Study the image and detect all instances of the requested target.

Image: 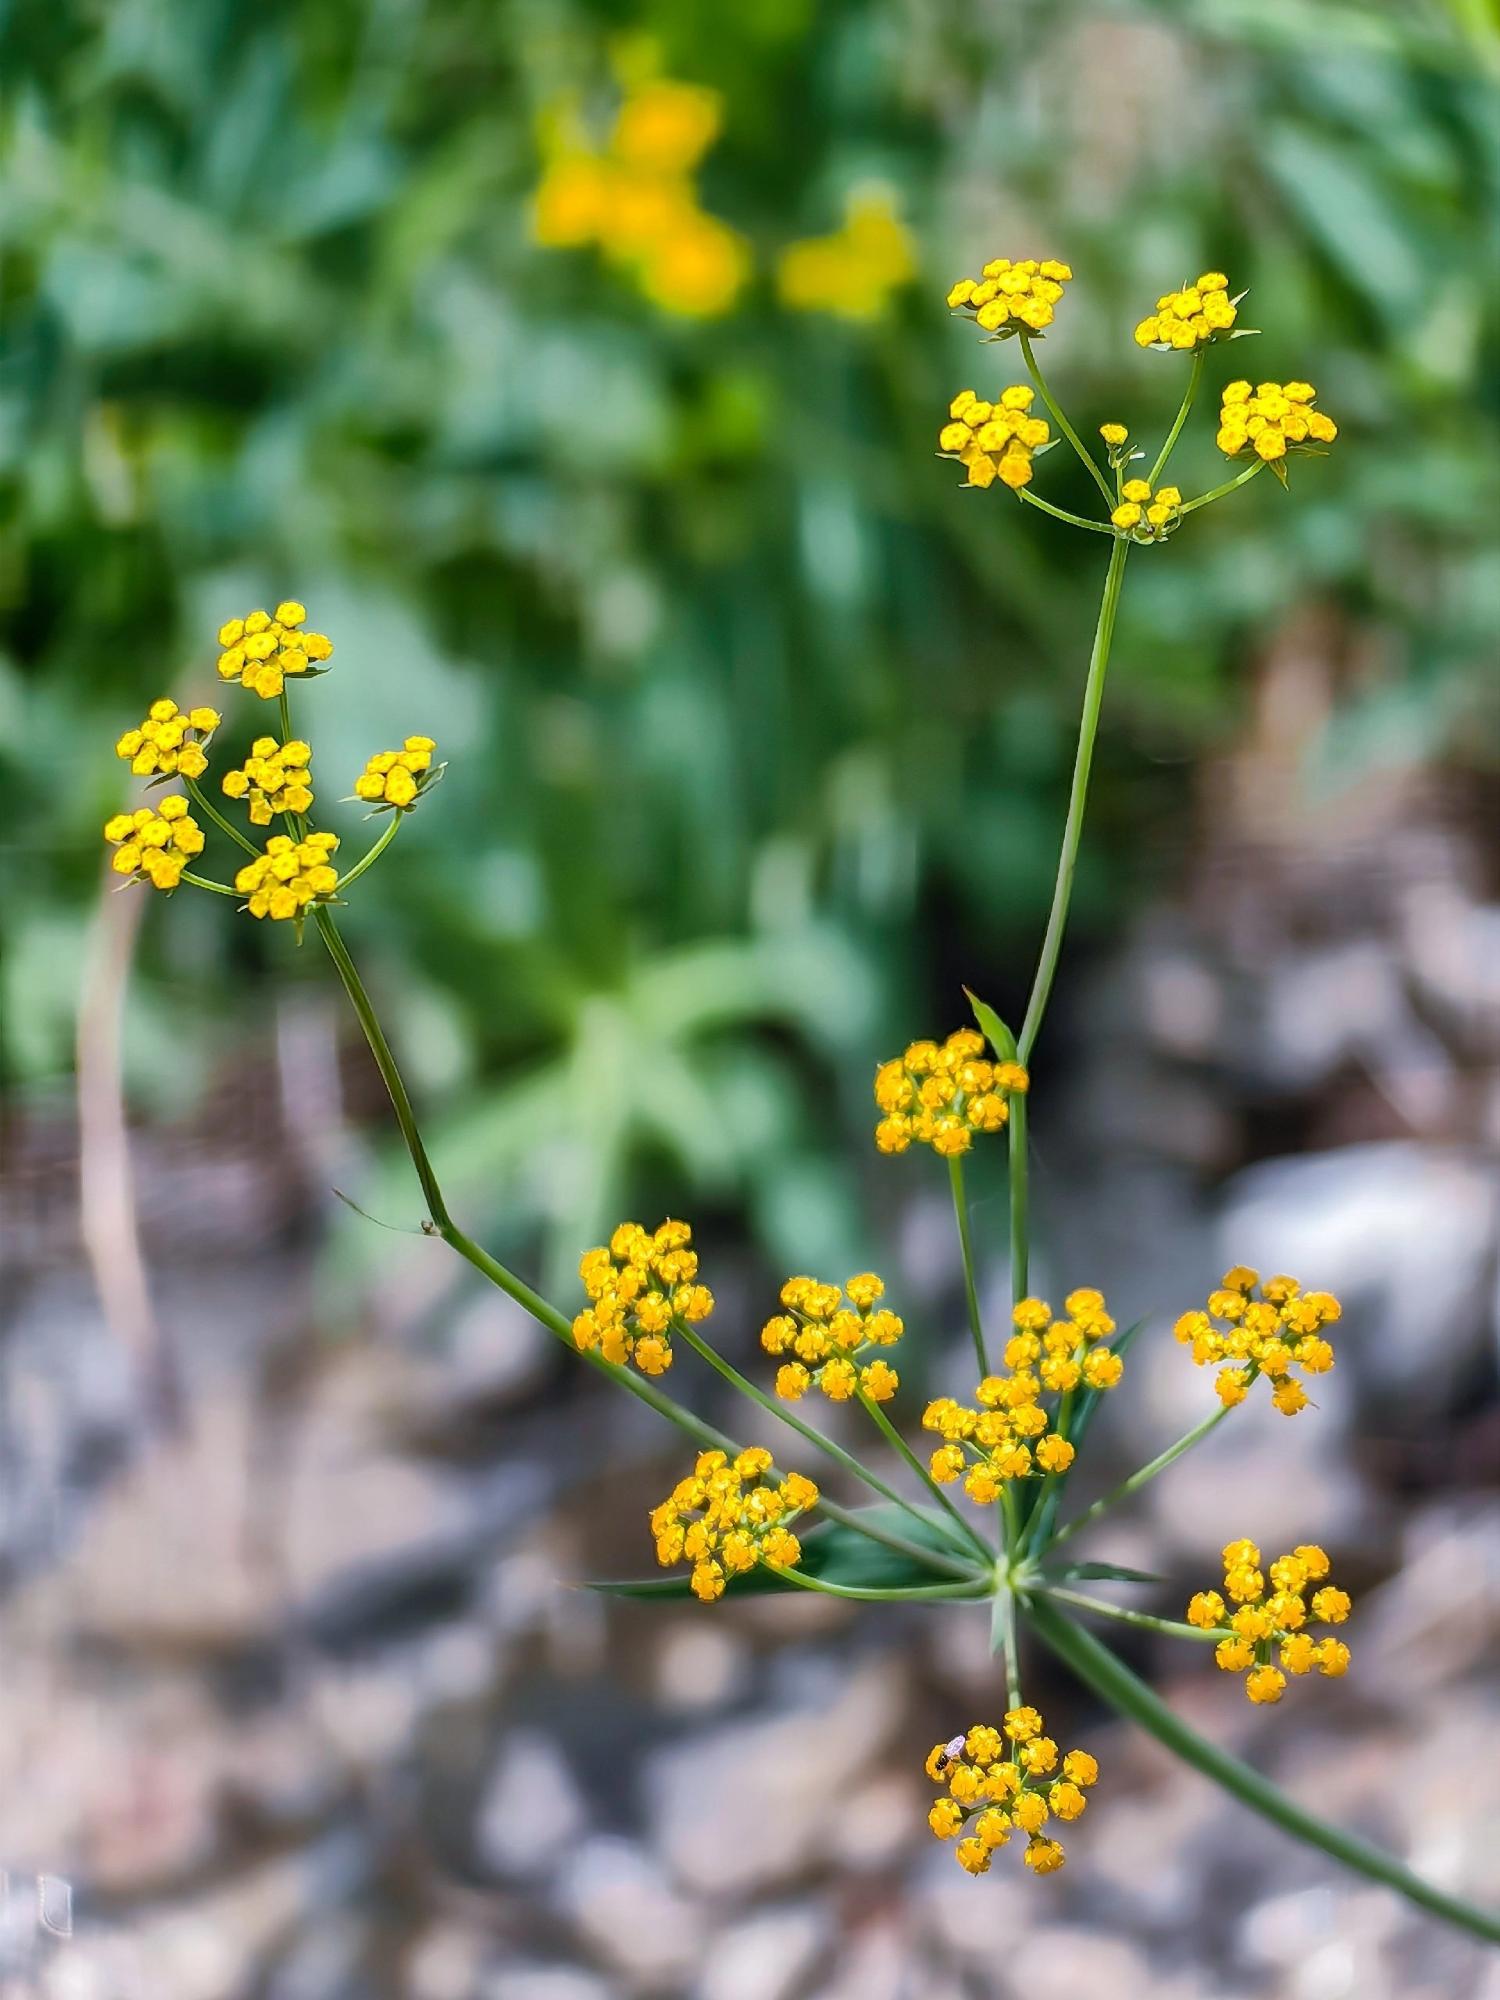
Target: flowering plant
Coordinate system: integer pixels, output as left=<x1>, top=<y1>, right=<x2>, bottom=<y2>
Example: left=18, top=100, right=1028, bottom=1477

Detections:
left=100, top=261, right=1496, bottom=1939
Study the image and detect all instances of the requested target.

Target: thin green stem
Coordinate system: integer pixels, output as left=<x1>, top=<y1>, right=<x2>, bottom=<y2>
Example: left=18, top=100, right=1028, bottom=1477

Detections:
left=1046, top=1402, right=1231, bottom=1554
left=1041, top=1585, right=1221, bottom=1643
left=1017, top=487, right=1113, bottom=536
left=1028, top=1599, right=1500, bottom=1944
left=335, top=811, right=402, bottom=891
left=1017, top=333, right=1117, bottom=507
left=994, top=1588, right=1022, bottom=1706
left=947, top=1155, right=987, bottom=1378
left=184, top=776, right=258, bottom=856
left=1017, top=536, right=1129, bottom=1064
left=766, top=1563, right=988, bottom=1604
left=1147, top=349, right=1205, bottom=486
left=1180, top=460, right=1265, bottom=515
left=857, top=1390, right=994, bottom=1561
left=673, top=1323, right=978, bottom=1578
left=1007, top=1095, right=1028, bottom=1304
left=181, top=871, right=239, bottom=897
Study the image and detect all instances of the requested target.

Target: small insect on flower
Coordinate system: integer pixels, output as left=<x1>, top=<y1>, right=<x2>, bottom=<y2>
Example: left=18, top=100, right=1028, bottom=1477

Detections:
left=103, top=795, right=205, bottom=891
left=761, top=1271, right=904, bottom=1404
left=1134, top=271, right=1242, bottom=351
left=926, top=1713, right=1098, bottom=1877
left=1194, top=1539, right=1353, bottom=1702
left=1174, top=1266, right=1341, bottom=1415
left=221, top=738, right=314, bottom=826
left=216, top=602, right=334, bottom=700
left=1216, top=381, right=1337, bottom=471
left=945, top=258, right=1072, bottom=337
left=650, top=1448, right=819, bottom=1601
left=114, top=699, right=220, bottom=781
left=353, top=737, right=441, bottom=811
left=874, top=1027, right=1028, bottom=1157
left=573, top=1219, right=713, bottom=1376
left=1110, top=479, right=1182, bottom=543
left=937, top=386, right=1050, bottom=491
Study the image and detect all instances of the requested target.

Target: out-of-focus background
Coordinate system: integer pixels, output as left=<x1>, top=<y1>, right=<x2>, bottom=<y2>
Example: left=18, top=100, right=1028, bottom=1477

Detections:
left=2, top=0, right=1498, bottom=1994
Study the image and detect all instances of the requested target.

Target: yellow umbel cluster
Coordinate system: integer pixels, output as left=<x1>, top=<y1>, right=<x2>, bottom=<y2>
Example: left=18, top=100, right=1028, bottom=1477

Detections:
left=1111, top=478, right=1182, bottom=542
left=1216, top=381, right=1337, bottom=465
left=353, top=737, right=439, bottom=810
left=937, top=387, right=1050, bottom=491
left=216, top=603, right=334, bottom=701
left=1188, top=1539, right=1352, bottom=1704
left=873, top=1028, right=1028, bottom=1157
left=530, top=77, right=749, bottom=318
left=222, top=737, right=314, bottom=826
left=926, top=1711, right=1098, bottom=1878
left=760, top=1272, right=903, bottom=1404
left=572, top=1220, right=712, bottom=1376
left=114, top=699, right=220, bottom=780
left=1134, top=271, right=1239, bottom=351
left=923, top=1291, right=1122, bottom=1504
left=945, top=258, right=1072, bottom=337
left=103, top=796, right=205, bottom=892
left=1174, top=1266, right=1340, bottom=1416
left=650, top=1448, right=819, bottom=1601
left=776, top=189, right=916, bottom=321
left=234, top=831, right=340, bottom=921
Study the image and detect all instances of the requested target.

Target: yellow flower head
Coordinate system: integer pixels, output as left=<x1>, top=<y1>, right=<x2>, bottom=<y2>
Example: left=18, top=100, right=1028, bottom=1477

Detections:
left=1199, top=1541, right=1352, bottom=1701
left=776, top=188, right=916, bottom=323
left=221, top=737, right=314, bottom=827
left=1110, top=477, right=1183, bottom=545
left=216, top=603, right=333, bottom=701
left=353, top=737, right=440, bottom=812
left=1173, top=1266, right=1340, bottom=1414
left=103, top=795, right=205, bottom=892
left=874, top=1027, right=1029, bottom=1157
left=649, top=1447, right=818, bottom=1600
left=610, top=79, right=722, bottom=176
left=938, top=386, right=1051, bottom=492
left=572, top=1219, right=712, bottom=1375
left=945, top=257, right=1072, bottom=338
left=233, top=830, right=340, bottom=922
left=1134, top=271, right=1240, bottom=351
left=1216, top=381, right=1337, bottom=469
left=114, top=699, right=220, bottom=782
left=925, top=1712, right=1097, bottom=1877
left=761, top=1271, right=904, bottom=1405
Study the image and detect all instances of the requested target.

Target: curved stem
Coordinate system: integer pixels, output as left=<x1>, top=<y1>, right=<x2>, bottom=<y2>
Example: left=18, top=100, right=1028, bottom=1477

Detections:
left=1017, top=333, right=1117, bottom=507
left=947, top=1156, right=988, bottom=1377
left=1017, top=536, right=1129, bottom=1064
left=184, top=777, right=258, bottom=856
left=1147, top=349, right=1205, bottom=486
left=1029, top=1599, right=1500, bottom=1944
left=1040, top=1585, right=1221, bottom=1643
left=1007, top=1095, right=1029, bottom=1304
left=1046, top=1402, right=1230, bottom=1554
left=1017, top=487, right=1114, bottom=536
left=766, top=1563, right=988, bottom=1604
left=181, top=871, right=239, bottom=897
left=335, top=811, right=402, bottom=892
left=1180, top=460, right=1265, bottom=515
left=857, top=1390, right=994, bottom=1561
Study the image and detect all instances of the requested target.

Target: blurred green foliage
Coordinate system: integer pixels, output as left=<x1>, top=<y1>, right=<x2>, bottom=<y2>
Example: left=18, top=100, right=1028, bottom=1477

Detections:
left=2, top=0, right=1496, bottom=1281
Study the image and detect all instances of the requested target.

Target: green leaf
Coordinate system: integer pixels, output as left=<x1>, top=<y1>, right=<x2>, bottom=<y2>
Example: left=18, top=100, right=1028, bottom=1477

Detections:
left=587, top=1502, right=976, bottom=1601
left=1049, top=1561, right=1164, bottom=1585
left=964, top=987, right=1018, bottom=1061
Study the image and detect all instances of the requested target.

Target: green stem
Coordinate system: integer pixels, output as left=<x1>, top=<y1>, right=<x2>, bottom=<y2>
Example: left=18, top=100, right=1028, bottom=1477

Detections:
left=1028, top=1599, right=1500, bottom=1944
left=1017, top=333, right=1117, bottom=507
left=767, top=1563, right=988, bottom=1604
left=1017, top=488, right=1113, bottom=536
left=673, top=1323, right=978, bottom=1578
left=181, top=871, right=239, bottom=897
left=1041, top=1585, right=1221, bottom=1643
left=857, top=1390, right=994, bottom=1562
left=1180, top=459, right=1265, bottom=515
left=1046, top=1402, right=1231, bottom=1554
left=1016, top=536, right=1129, bottom=1064
left=947, top=1156, right=988, bottom=1377
left=335, top=811, right=402, bottom=891
left=1147, top=349, right=1205, bottom=486
left=1007, top=1095, right=1028, bottom=1304
left=184, top=776, right=258, bottom=856
left=994, top=1588, right=1022, bottom=1706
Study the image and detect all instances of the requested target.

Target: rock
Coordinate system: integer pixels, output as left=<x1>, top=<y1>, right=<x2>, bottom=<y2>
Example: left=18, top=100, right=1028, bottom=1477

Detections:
left=699, top=1904, right=828, bottom=2000
left=474, top=1732, right=585, bottom=1880
left=485, top=1969, right=612, bottom=2000
left=555, top=1836, right=704, bottom=1989
left=1008, top=1925, right=1155, bottom=2000
left=652, top=1625, right=749, bottom=1713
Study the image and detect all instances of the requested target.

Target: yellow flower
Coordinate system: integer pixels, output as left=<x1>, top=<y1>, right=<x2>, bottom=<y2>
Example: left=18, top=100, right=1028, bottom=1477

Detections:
left=649, top=1447, right=818, bottom=1598
left=937, top=386, right=1050, bottom=492
left=216, top=603, right=333, bottom=701
left=221, top=737, right=314, bottom=827
left=776, top=188, right=916, bottom=322
left=1099, top=422, right=1129, bottom=447
left=103, top=795, right=205, bottom=892
left=353, top=737, right=440, bottom=811
left=610, top=79, right=722, bottom=175
left=1134, top=270, right=1240, bottom=351
left=1174, top=1266, right=1341, bottom=1413
left=945, top=257, right=1072, bottom=338
left=762, top=1272, right=904, bottom=1403
left=1199, top=1541, right=1353, bottom=1702
left=927, top=1713, right=1096, bottom=1877
left=873, top=1027, right=1028, bottom=1156
left=1110, top=477, right=1182, bottom=543
left=114, top=698, right=220, bottom=781
left=1216, top=380, right=1337, bottom=467
left=572, top=1219, right=712, bottom=1375
left=637, top=212, right=750, bottom=318
left=233, top=830, right=341, bottom=922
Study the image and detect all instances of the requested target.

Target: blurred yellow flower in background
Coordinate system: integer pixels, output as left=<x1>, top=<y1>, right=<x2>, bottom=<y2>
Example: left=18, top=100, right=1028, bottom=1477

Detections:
left=776, top=188, right=916, bottom=320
